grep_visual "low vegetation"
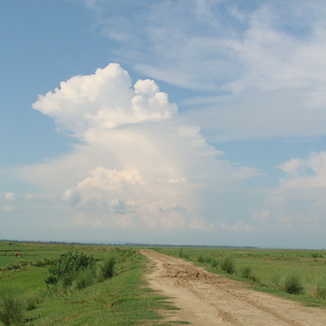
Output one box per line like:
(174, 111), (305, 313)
(0, 241), (181, 325)
(1, 241), (326, 325)
(220, 257), (235, 274)
(0, 289), (25, 326)
(273, 274), (304, 294)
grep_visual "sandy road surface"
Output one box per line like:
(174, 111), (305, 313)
(141, 249), (326, 326)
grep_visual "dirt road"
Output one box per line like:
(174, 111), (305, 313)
(141, 249), (326, 326)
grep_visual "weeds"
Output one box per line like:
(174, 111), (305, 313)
(32, 258), (53, 267)
(273, 274), (303, 294)
(306, 277), (326, 299)
(311, 253), (323, 258)
(0, 289), (25, 325)
(75, 266), (96, 290)
(239, 266), (260, 283)
(240, 266), (252, 279)
(98, 257), (116, 281)
(220, 257), (235, 274)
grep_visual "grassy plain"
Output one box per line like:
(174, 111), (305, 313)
(1, 242), (326, 325)
(154, 247), (326, 307)
(0, 241), (180, 326)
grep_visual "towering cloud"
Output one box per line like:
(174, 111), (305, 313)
(33, 64), (177, 135)
(29, 63), (242, 231)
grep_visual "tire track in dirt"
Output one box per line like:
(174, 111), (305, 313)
(142, 250), (326, 326)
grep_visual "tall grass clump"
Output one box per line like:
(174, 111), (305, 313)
(273, 274), (303, 294)
(98, 257), (116, 281)
(220, 257), (235, 274)
(210, 258), (218, 268)
(240, 266), (252, 279)
(239, 266), (260, 283)
(306, 277), (326, 299)
(75, 266), (97, 290)
(0, 289), (25, 325)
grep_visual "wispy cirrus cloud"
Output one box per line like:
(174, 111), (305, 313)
(85, 0), (326, 91)
(84, 0), (326, 142)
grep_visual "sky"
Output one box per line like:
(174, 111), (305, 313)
(1, 0), (326, 249)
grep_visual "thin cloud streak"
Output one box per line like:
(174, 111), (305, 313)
(85, 0), (326, 143)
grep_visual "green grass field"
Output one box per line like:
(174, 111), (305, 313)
(0, 241), (182, 326)
(1, 242), (326, 325)
(154, 247), (326, 307)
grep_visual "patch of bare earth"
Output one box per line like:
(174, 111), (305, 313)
(141, 250), (326, 326)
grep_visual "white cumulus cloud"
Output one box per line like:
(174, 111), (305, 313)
(15, 64), (256, 230)
(33, 64), (177, 136)
(19, 63), (257, 233)
(279, 152), (326, 189)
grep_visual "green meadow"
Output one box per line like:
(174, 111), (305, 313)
(154, 247), (326, 307)
(0, 241), (180, 326)
(1, 242), (326, 325)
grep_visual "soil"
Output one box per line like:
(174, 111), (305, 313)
(141, 249), (326, 326)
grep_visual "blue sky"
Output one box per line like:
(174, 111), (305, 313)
(1, 0), (326, 248)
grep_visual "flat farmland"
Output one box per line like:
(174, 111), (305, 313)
(1, 241), (326, 325)
(0, 241), (178, 325)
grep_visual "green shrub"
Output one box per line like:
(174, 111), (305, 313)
(311, 253), (323, 258)
(220, 257), (235, 274)
(33, 258), (53, 267)
(45, 251), (95, 285)
(274, 275), (303, 294)
(210, 259), (218, 268)
(239, 266), (260, 283)
(240, 266), (252, 279)
(307, 277), (326, 299)
(98, 257), (116, 281)
(0, 289), (25, 325)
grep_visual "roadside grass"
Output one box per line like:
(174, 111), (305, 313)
(0, 242), (185, 325)
(220, 257), (235, 274)
(28, 253), (177, 325)
(306, 276), (326, 299)
(0, 288), (25, 326)
(154, 247), (326, 307)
